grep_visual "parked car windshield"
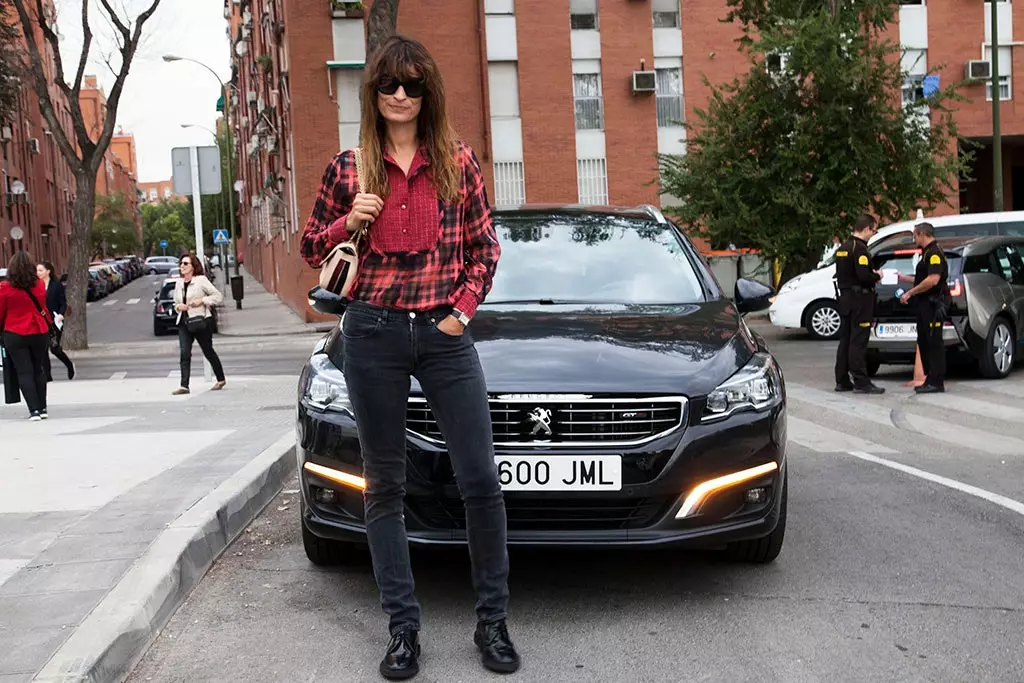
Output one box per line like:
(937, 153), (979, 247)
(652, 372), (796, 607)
(483, 214), (707, 305)
(159, 281), (176, 300)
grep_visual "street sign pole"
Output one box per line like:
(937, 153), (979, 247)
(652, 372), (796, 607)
(189, 145), (213, 384)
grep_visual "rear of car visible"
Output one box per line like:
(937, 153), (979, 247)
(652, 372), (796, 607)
(153, 279), (178, 336)
(867, 236), (1024, 378)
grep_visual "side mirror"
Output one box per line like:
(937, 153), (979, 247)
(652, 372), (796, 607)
(307, 286), (347, 317)
(734, 277), (775, 314)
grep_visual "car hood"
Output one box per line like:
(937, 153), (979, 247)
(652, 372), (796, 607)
(329, 301), (760, 397)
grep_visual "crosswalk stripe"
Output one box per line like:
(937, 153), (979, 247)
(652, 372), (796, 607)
(958, 380), (1024, 398)
(168, 371), (178, 379)
(847, 451), (1024, 517)
(109, 372), (127, 380)
(788, 417), (897, 453)
(786, 382), (1024, 457)
(102, 299), (117, 306)
(911, 392), (1024, 422)
(127, 298), (140, 305)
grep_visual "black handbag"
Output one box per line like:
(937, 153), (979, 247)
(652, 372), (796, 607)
(186, 315), (209, 334)
(21, 287), (60, 351)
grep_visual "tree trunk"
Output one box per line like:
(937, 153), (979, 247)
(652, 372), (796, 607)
(62, 174), (98, 350)
(366, 0), (399, 57)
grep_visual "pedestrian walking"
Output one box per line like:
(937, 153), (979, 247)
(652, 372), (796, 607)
(834, 214), (885, 394)
(300, 34), (517, 680)
(172, 252), (225, 395)
(0, 251), (53, 420)
(899, 221), (949, 393)
(36, 261), (76, 381)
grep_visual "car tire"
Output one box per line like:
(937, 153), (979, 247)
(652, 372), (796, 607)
(300, 508), (367, 567)
(724, 473), (787, 564)
(805, 301), (842, 341)
(979, 317), (1016, 379)
(153, 323), (163, 337)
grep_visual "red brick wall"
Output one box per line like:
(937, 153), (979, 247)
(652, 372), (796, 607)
(680, 0), (745, 137)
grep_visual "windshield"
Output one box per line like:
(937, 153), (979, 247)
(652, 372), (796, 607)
(159, 282), (176, 299)
(484, 214), (707, 305)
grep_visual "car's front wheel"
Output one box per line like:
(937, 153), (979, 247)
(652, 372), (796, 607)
(724, 474), (787, 564)
(301, 506), (367, 566)
(805, 301), (842, 341)
(979, 317), (1016, 379)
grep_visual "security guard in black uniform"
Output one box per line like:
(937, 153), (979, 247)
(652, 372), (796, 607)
(899, 221), (949, 393)
(834, 214), (885, 394)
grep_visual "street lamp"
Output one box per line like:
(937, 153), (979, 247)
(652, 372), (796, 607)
(163, 54), (240, 276)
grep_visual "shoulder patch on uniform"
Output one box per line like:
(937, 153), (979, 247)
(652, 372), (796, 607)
(858, 255), (869, 265)
(929, 254), (940, 265)
(836, 250), (848, 257)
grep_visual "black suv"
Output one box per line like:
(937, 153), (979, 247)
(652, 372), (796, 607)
(296, 205), (788, 566)
(867, 235), (1024, 378)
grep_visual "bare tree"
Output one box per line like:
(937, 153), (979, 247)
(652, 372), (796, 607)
(12, 0), (162, 349)
(366, 0), (399, 56)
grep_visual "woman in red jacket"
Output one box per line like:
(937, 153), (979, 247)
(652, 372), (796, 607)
(0, 250), (52, 420)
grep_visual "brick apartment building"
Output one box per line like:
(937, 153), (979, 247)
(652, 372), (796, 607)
(224, 0), (1022, 320)
(1, 0), (76, 272)
(139, 179), (186, 204)
(80, 77), (142, 241)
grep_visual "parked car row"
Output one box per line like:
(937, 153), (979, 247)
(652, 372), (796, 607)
(87, 256), (146, 301)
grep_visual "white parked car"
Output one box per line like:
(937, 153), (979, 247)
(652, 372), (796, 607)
(768, 211), (1024, 340)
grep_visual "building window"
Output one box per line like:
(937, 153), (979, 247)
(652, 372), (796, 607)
(902, 75), (924, 106)
(570, 0), (598, 30)
(987, 76), (1012, 101)
(484, 0), (514, 13)
(652, 0), (680, 28)
(573, 72), (603, 130)
(656, 67), (683, 126)
(149, 189), (157, 200)
(984, 46), (1012, 101)
(577, 158), (608, 205)
(493, 161), (526, 206)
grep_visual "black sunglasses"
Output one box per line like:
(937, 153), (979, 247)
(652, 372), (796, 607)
(377, 76), (426, 98)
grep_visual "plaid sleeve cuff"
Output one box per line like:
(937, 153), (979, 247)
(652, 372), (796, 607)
(326, 213), (352, 246)
(453, 291), (480, 320)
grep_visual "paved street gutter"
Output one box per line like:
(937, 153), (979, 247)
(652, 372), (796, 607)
(31, 431), (297, 683)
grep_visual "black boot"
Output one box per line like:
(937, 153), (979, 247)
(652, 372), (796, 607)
(474, 619), (520, 674)
(380, 629), (420, 680)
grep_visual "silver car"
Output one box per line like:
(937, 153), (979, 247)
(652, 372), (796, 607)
(145, 256), (179, 275)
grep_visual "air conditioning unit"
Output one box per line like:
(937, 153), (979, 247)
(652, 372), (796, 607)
(28, 138), (41, 154)
(0, 126), (11, 141)
(965, 59), (991, 81)
(247, 90), (257, 104)
(632, 70), (657, 93)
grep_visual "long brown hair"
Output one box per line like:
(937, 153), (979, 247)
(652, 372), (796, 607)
(5, 251), (39, 290)
(359, 34), (461, 204)
(180, 252), (204, 277)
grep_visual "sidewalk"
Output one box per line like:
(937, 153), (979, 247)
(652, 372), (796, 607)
(212, 266), (335, 337)
(0, 375), (298, 682)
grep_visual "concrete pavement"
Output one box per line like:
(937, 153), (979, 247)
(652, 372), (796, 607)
(212, 266), (335, 338)
(0, 375), (300, 682)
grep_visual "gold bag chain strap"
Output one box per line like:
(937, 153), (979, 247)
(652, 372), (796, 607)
(351, 147), (369, 246)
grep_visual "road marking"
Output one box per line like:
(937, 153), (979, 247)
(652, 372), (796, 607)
(959, 380), (1024, 398)
(102, 299), (117, 306)
(127, 298), (140, 305)
(847, 450), (1024, 517)
(787, 383), (1024, 456)
(109, 372), (127, 380)
(788, 417), (898, 453)
(167, 371), (178, 379)
(912, 392), (1024, 422)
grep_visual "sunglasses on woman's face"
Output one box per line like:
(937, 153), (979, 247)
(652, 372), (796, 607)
(377, 76), (426, 98)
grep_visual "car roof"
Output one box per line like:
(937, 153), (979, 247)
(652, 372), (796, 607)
(491, 204), (666, 221)
(875, 235), (1024, 255)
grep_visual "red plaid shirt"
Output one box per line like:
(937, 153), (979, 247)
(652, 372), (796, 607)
(300, 141), (500, 318)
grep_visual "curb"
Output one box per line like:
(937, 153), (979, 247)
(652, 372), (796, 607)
(66, 335), (325, 359)
(32, 431), (298, 683)
(218, 324), (335, 338)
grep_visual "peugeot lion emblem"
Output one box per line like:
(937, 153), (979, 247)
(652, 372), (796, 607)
(527, 407), (553, 437)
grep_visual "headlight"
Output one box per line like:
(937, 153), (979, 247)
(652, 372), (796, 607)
(702, 352), (782, 423)
(302, 354), (353, 414)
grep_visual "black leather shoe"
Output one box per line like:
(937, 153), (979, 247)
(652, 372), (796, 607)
(835, 383), (854, 392)
(853, 383), (885, 394)
(914, 383), (945, 394)
(380, 629), (420, 680)
(474, 619), (520, 674)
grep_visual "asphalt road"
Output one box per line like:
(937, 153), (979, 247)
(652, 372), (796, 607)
(126, 324), (1024, 683)
(86, 273), (170, 345)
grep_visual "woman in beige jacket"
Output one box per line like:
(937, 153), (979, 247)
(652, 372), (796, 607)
(172, 252), (226, 394)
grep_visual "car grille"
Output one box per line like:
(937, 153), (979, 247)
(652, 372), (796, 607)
(407, 496), (671, 531)
(406, 396), (686, 447)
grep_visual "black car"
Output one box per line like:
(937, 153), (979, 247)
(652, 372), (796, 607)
(867, 235), (1024, 378)
(153, 277), (218, 336)
(296, 205), (787, 566)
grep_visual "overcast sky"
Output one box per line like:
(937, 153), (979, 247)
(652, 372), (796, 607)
(56, 0), (230, 183)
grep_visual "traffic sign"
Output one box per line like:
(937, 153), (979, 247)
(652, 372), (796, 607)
(213, 229), (230, 245)
(160, 239), (168, 248)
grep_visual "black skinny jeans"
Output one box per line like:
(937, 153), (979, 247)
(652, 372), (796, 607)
(3, 331), (48, 414)
(178, 319), (225, 388)
(341, 301), (510, 635)
(43, 326), (75, 381)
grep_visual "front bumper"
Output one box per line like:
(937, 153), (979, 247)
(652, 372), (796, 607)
(296, 400), (787, 549)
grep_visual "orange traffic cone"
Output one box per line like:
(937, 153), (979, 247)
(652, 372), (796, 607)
(903, 347), (925, 387)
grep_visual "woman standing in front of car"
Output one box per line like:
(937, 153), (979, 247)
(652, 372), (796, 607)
(171, 253), (225, 395)
(299, 35), (517, 680)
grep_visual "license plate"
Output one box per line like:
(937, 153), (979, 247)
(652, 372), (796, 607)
(875, 323), (916, 339)
(495, 455), (622, 492)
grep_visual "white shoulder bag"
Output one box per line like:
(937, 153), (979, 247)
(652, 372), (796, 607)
(318, 147), (368, 297)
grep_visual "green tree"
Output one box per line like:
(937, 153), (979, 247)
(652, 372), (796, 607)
(141, 199), (192, 257)
(658, 0), (972, 283)
(92, 192), (141, 258)
(0, 1), (21, 124)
